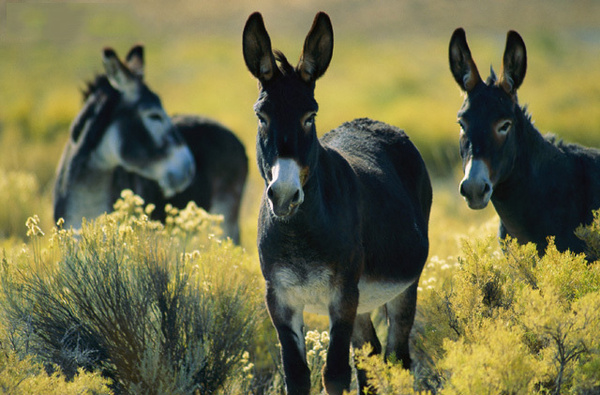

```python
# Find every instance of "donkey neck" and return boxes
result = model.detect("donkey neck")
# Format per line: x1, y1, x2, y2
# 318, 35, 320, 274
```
286, 143, 360, 232
55, 128, 122, 228
491, 107, 568, 240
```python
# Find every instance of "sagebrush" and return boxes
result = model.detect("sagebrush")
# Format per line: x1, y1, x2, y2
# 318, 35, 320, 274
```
1, 191, 263, 394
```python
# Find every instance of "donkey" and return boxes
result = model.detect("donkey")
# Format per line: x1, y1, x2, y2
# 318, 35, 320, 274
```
244, 12, 432, 394
54, 45, 247, 243
449, 28, 600, 256
110, 113, 248, 243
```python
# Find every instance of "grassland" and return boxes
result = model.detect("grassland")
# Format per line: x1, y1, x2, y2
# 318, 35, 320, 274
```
0, 0, 599, 392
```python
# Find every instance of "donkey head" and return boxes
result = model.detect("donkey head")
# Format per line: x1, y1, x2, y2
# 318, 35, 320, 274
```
92, 46, 195, 197
449, 28, 527, 209
243, 12, 333, 218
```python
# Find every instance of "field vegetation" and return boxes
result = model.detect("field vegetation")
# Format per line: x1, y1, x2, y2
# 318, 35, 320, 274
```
0, 0, 599, 393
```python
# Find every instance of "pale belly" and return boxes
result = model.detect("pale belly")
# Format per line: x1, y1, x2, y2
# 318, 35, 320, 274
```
272, 267, 411, 315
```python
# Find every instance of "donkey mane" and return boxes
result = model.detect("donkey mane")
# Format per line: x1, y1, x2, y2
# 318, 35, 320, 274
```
73, 82, 119, 150
82, 75, 114, 101
486, 66, 498, 85
273, 50, 296, 76
511, 103, 554, 160
56, 75, 121, 200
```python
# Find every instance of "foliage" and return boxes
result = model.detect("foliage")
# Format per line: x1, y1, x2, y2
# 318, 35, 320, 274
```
0, 191, 263, 394
412, 232, 600, 394
575, 209, 600, 261
354, 344, 421, 395
0, 349, 110, 394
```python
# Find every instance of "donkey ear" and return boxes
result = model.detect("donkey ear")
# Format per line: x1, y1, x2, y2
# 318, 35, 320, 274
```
103, 48, 139, 100
243, 12, 279, 83
125, 44, 145, 79
297, 12, 334, 83
499, 30, 527, 96
449, 28, 482, 92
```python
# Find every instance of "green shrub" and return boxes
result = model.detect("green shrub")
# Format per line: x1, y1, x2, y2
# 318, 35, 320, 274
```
354, 344, 419, 395
1, 192, 263, 394
440, 318, 541, 394
413, 233, 600, 394
575, 209, 600, 261
0, 350, 110, 394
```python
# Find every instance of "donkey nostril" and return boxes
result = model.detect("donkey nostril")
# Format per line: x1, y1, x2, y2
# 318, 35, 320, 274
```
267, 186, 274, 199
292, 190, 300, 203
482, 183, 491, 195
459, 183, 467, 197
167, 171, 177, 186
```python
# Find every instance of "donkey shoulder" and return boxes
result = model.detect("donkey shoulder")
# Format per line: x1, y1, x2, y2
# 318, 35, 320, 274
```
324, 117, 408, 142
321, 118, 414, 161
564, 140, 600, 205
172, 115, 246, 158
546, 134, 600, 183
322, 118, 428, 192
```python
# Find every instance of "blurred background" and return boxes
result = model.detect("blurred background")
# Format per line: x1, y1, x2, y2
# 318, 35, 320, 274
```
0, 0, 599, 256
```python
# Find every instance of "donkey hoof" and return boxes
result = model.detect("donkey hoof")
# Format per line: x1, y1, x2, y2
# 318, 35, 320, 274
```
323, 365, 352, 395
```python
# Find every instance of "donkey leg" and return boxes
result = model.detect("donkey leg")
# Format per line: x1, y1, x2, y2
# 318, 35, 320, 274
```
351, 313, 382, 395
265, 287, 310, 395
323, 283, 359, 395
385, 281, 419, 369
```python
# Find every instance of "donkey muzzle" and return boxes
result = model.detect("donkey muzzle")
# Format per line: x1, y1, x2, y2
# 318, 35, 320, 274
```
460, 158, 492, 209
266, 158, 304, 218
159, 145, 196, 198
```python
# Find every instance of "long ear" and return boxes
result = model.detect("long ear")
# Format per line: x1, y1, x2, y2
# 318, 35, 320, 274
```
449, 28, 481, 92
243, 12, 278, 83
499, 30, 527, 96
297, 12, 333, 83
125, 44, 144, 79
103, 48, 139, 100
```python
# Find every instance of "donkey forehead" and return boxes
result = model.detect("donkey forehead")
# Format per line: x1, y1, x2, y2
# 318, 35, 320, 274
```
255, 76, 318, 115
123, 84, 163, 110
459, 84, 514, 123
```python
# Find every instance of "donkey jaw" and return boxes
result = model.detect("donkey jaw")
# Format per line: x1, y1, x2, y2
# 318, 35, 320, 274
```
269, 200, 302, 218
266, 158, 305, 218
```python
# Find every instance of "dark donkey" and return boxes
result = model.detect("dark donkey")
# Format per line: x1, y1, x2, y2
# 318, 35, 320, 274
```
449, 28, 600, 256
54, 45, 247, 243
243, 12, 432, 394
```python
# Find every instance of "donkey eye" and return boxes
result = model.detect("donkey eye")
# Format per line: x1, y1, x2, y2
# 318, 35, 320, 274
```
147, 112, 163, 122
497, 120, 512, 134
303, 113, 316, 129
256, 113, 268, 127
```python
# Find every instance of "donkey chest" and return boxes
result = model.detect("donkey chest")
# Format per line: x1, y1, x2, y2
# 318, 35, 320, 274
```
271, 266, 409, 315
65, 172, 115, 226
272, 266, 334, 315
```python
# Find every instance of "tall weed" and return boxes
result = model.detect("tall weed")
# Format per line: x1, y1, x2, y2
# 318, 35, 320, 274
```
0, 168, 43, 240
